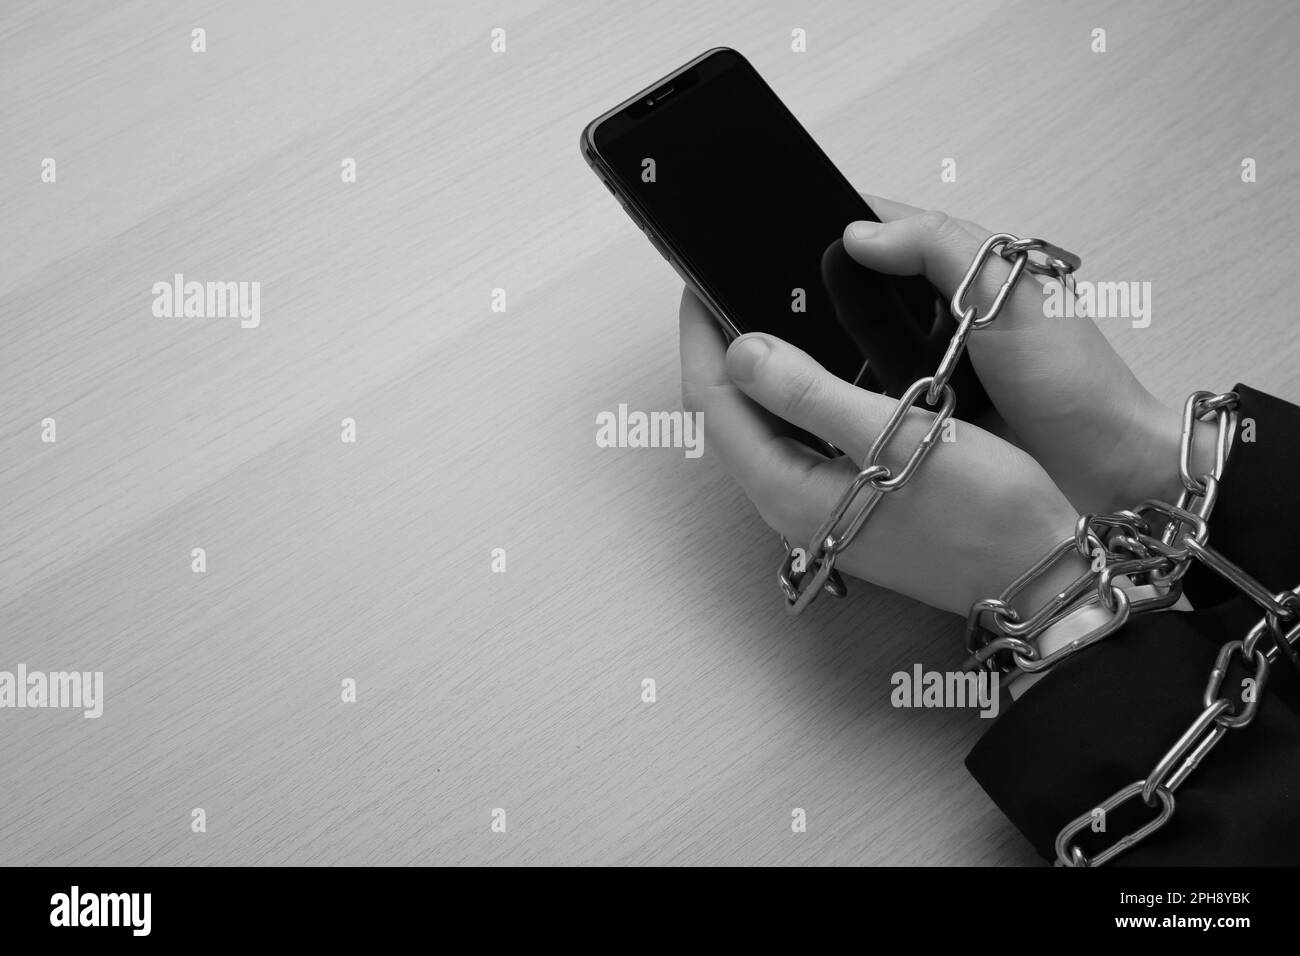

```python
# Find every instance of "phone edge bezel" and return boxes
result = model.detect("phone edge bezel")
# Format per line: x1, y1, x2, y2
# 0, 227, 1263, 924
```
579, 47, 746, 341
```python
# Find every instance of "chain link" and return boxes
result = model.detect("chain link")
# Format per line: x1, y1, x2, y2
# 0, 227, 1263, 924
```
779, 233, 1079, 613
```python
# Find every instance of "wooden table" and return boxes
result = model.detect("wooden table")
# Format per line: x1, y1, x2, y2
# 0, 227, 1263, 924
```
2, 0, 1296, 865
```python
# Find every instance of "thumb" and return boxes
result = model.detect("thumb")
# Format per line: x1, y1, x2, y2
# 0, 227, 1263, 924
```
841, 211, 984, 300
843, 211, 1056, 333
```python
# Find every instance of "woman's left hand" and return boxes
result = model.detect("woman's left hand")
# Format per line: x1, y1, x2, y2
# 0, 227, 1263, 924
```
680, 288, 1087, 615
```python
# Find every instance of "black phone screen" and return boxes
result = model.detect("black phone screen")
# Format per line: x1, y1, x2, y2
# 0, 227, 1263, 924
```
592, 50, 886, 384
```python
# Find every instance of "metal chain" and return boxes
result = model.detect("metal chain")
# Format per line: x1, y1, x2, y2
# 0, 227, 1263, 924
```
778, 233, 1081, 612
960, 389, 1300, 866
1054, 572, 1300, 867
955, 389, 1300, 867
964, 394, 1238, 675
771, 233, 1293, 867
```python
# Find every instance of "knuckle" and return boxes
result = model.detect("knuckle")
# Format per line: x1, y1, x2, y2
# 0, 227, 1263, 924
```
917, 209, 956, 236
780, 367, 821, 421
751, 466, 813, 540
747, 464, 784, 512
756, 493, 801, 540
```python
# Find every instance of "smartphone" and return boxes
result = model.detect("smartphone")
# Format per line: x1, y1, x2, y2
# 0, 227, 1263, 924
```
581, 47, 987, 412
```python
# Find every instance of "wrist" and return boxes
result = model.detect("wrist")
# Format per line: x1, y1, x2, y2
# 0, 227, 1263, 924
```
989, 496, 1091, 619
1133, 395, 1222, 507
1111, 394, 1192, 508
1013, 539, 1092, 617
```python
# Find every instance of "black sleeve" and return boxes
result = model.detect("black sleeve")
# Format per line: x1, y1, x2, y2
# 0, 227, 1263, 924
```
1181, 384, 1300, 605
965, 385, 1300, 865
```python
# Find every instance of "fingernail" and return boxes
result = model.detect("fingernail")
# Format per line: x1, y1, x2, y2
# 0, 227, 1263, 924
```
726, 335, 770, 384
847, 220, 879, 240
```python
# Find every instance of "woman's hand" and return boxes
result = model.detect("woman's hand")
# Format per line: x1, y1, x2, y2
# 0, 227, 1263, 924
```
844, 197, 1189, 512
680, 289, 1086, 616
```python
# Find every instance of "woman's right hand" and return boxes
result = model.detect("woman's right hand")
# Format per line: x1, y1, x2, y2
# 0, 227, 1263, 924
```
843, 196, 1193, 513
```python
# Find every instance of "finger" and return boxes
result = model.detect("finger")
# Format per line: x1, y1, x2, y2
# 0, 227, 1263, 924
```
679, 286, 730, 395
859, 193, 986, 234
841, 211, 1053, 333
679, 289, 825, 495
724, 331, 904, 465
858, 193, 923, 222
841, 211, 980, 294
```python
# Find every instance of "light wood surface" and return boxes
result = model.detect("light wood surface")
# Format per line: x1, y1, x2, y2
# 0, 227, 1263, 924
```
2, 0, 1296, 865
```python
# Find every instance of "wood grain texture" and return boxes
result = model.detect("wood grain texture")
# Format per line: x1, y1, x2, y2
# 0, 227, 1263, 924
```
1, 0, 1296, 865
